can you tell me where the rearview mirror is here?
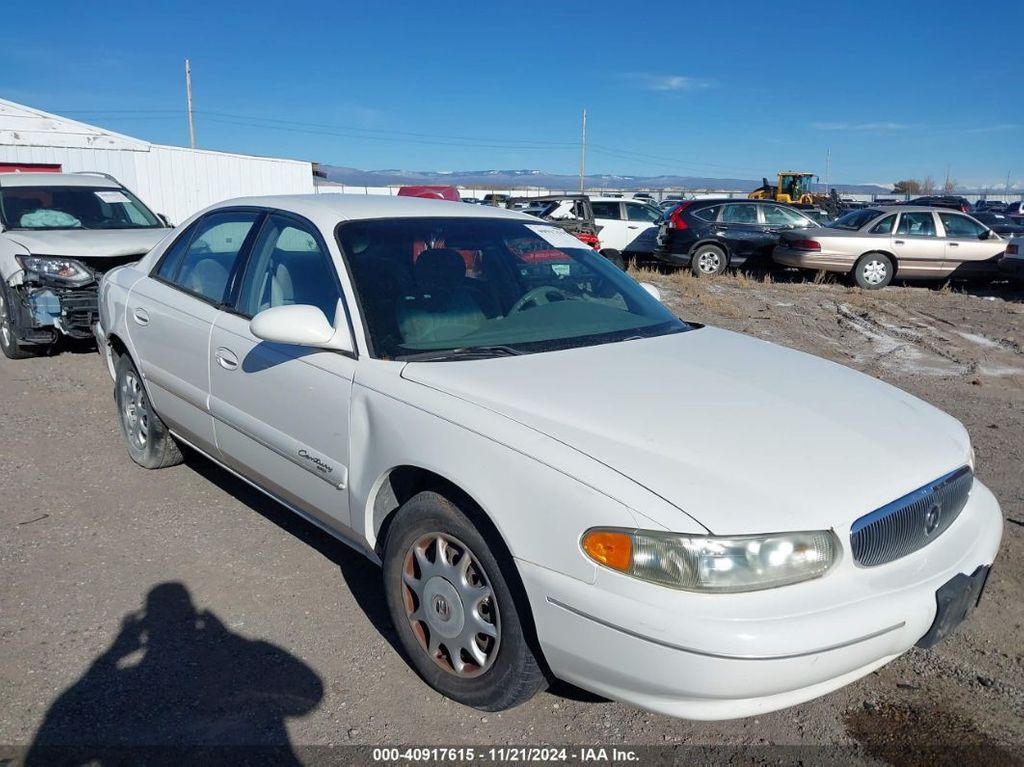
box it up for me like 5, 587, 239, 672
250, 303, 354, 353
639, 282, 662, 302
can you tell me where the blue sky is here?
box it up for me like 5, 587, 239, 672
3, 2, 1022, 188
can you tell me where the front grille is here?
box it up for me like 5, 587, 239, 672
850, 466, 973, 567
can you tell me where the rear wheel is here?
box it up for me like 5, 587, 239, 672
383, 491, 546, 711
690, 244, 727, 276
115, 354, 183, 469
0, 283, 36, 360
853, 252, 894, 289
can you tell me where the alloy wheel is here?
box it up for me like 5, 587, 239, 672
696, 250, 722, 274
401, 533, 500, 678
0, 292, 10, 348
120, 369, 150, 449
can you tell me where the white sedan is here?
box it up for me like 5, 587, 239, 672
96, 194, 1002, 719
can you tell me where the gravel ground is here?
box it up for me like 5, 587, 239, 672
1, 272, 1022, 765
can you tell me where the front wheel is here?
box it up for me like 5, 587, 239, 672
853, 252, 894, 289
0, 283, 36, 360
383, 491, 546, 711
690, 244, 727, 276
115, 354, 183, 469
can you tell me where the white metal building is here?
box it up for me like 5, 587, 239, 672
0, 98, 316, 224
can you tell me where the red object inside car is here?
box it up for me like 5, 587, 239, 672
396, 185, 462, 202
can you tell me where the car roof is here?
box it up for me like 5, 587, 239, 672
204, 193, 537, 223
0, 172, 122, 189
870, 205, 972, 214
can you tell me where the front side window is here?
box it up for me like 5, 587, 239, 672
720, 204, 759, 224
591, 202, 622, 220
235, 215, 342, 323
625, 203, 662, 222
164, 211, 261, 303
896, 212, 937, 237
338, 217, 687, 359
0, 185, 162, 230
762, 205, 812, 227
938, 212, 987, 239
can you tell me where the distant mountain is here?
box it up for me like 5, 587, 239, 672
320, 165, 893, 195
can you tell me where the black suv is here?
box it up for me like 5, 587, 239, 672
904, 195, 971, 212
655, 199, 820, 275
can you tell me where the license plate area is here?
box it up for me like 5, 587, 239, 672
916, 565, 990, 649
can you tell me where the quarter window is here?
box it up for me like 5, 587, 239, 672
167, 211, 261, 303
938, 213, 987, 239
591, 202, 622, 220
896, 212, 937, 237
235, 215, 342, 324
692, 205, 720, 222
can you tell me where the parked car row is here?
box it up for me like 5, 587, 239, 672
651, 199, 1022, 289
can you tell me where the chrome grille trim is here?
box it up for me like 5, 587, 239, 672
850, 466, 973, 567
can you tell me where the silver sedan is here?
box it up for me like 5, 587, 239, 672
773, 206, 1009, 288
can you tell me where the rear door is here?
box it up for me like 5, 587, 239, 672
209, 212, 356, 529
716, 203, 766, 262
892, 211, 947, 278
126, 209, 262, 455
759, 204, 817, 262
591, 201, 629, 251
622, 201, 662, 254
936, 212, 1006, 274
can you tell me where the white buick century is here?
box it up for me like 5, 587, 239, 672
96, 194, 1002, 719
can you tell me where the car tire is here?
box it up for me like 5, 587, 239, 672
382, 490, 546, 711
0, 282, 37, 360
690, 244, 727, 276
853, 252, 894, 290
601, 249, 626, 270
114, 354, 183, 469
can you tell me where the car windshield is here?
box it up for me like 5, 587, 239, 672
831, 209, 884, 230
339, 217, 688, 360
0, 185, 162, 230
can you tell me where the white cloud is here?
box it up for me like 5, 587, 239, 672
624, 73, 716, 92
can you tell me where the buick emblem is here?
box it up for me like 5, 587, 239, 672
924, 503, 942, 535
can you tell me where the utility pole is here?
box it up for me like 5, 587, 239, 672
185, 58, 196, 149
825, 147, 831, 190
578, 109, 587, 194
944, 163, 950, 193
1007, 170, 1012, 194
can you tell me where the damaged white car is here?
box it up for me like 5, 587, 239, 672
0, 172, 170, 359
96, 194, 1002, 720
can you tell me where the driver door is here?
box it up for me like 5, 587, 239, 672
208, 212, 356, 530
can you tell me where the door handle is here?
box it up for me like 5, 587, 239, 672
894, 240, 905, 245
627, 224, 640, 229
132, 307, 150, 326
949, 242, 959, 247
215, 347, 239, 371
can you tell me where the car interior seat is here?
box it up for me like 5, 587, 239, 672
397, 248, 487, 344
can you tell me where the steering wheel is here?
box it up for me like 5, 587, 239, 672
508, 286, 572, 314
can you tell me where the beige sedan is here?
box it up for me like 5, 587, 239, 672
773, 206, 1008, 288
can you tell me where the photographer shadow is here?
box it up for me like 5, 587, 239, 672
25, 582, 323, 765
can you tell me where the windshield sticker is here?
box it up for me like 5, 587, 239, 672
95, 190, 130, 204
525, 224, 589, 250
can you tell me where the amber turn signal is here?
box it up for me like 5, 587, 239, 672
582, 530, 633, 572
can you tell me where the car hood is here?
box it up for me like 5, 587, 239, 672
3, 228, 170, 259
401, 328, 971, 534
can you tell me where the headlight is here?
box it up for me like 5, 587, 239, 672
581, 527, 839, 592
16, 255, 93, 284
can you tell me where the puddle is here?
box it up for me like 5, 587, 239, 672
845, 701, 1022, 766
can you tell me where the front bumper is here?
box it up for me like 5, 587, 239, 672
8, 280, 99, 343
518, 480, 1002, 720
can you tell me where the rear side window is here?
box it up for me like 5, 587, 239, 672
164, 211, 261, 303
591, 202, 622, 220
896, 212, 937, 237
721, 204, 759, 224
625, 203, 661, 222
762, 205, 809, 226
870, 214, 897, 234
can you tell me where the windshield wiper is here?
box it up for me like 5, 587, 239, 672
398, 345, 524, 362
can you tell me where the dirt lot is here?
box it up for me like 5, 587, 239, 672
1, 271, 1022, 764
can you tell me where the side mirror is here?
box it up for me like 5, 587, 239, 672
250, 302, 354, 353
639, 282, 662, 302
158, 213, 173, 228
